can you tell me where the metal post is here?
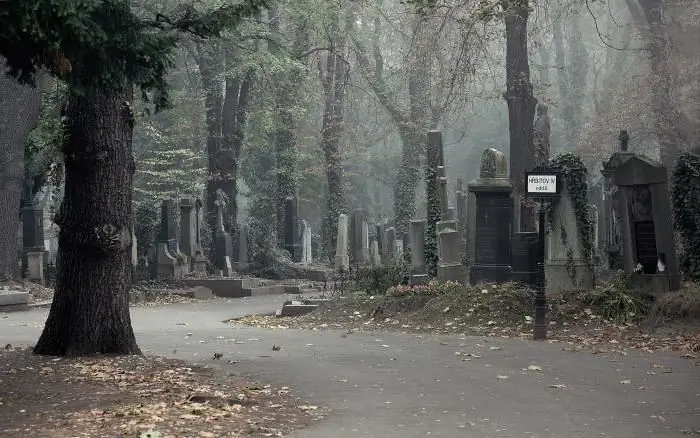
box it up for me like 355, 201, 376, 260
533, 205, 547, 340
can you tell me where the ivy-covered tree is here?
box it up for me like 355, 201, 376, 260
0, 0, 266, 356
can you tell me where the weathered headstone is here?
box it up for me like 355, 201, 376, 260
335, 213, 350, 271
601, 132, 680, 291
235, 225, 249, 271
392, 239, 404, 263
284, 196, 302, 262
214, 204, 234, 273
21, 200, 47, 281
301, 220, 312, 265
455, 179, 468, 262
438, 227, 465, 283
26, 251, 45, 285
546, 184, 595, 291
384, 227, 396, 262
370, 239, 381, 266
409, 219, 428, 285
468, 148, 513, 284
350, 209, 369, 266
376, 224, 385, 264
155, 199, 188, 278
179, 197, 207, 272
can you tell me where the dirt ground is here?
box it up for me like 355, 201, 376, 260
0, 347, 325, 437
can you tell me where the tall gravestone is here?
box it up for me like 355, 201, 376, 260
236, 225, 249, 269
409, 219, 428, 285
214, 205, 234, 276
376, 224, 386, 264
21, 198, 46, 284
335, 214, 350, 271
180, 197, 208, 272
601, 130, 680, 292
468, 148, 513, 284
350, 209, 369, 266
301, 220, 312, 265
283, 196, 302, 262
545, 184, 594, 292
156, 199, 188, 278
455, 179, 468, 263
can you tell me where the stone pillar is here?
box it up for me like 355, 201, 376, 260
284, 196, 302, 262
301, 220, 312, 265
335, 214, 350, 271
350, 209, 369, 266
409, 219, 428, 285
370, 239, 381, 266
179, 198, 196, 259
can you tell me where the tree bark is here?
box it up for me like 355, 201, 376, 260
319, 47, 348, 260
0, 63, 42, 280
34, 83, 140, 357
504, 1, 538, 229
197, 45, 253, 267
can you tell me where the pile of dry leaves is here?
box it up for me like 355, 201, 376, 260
0, 346, 324, 437
236, 281, 700, 361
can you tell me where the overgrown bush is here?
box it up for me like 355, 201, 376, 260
574, 271, 653, 323
350, 262, 409, 295
649, 282, 700, 324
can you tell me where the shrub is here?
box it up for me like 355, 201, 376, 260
576, 271, 653, 323
350, 262, 410, 295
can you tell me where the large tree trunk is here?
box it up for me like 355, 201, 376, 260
269, 6, 302, 247
566, 11, 589, 146
34, 84, 140, 357
320, 48, 348, 260
504, 1, 538, 230
0, 64, 42, 280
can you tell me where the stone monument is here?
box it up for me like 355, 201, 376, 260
335, 214, 350, 271
467, 148, 513, 284
601, 130, 681, 292
409, 219, 428, 285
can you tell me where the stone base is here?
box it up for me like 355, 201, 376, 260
545, 260, 593, 294
410, 274, 430, 286
510, 271, 537, 287
191, 255, 208, 273
438, 263, 466, 283
469, 264, 513, 285
0, 290, 30, 306
176, 286, 214, 299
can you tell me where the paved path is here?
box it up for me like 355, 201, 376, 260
2, 297, 699, 437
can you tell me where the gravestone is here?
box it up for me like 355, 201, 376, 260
392, 239, 404, 263
283, 196, 302, 262
350, 209, 369, 266
21, 200, 47, 282
370, 239, 381, 266
409, 219, 428, 285
376, 223, 386, 264
180, 197, 208, 273
510, 232, 538, 286
468, 148, 513, 284
384, 227, 396, 262
335, 214, 350, 271
437, 168, 449, 218
545, 184, 594, 292
235, 225, 249, 271
301, 220, 312, 265
155, 199, 188, 278
214, 205, 234, 275
438, 227, 466, 283
602, 132, 680, 291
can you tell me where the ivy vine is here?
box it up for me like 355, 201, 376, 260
533, 153, 594, 283
671, 151, 700, 279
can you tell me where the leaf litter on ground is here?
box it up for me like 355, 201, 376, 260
0, 347, 325, 437
234, 281, 700, 359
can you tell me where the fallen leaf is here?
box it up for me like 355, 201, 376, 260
497, 375, 509, 380
619, 379, 631, 384
548, 384, 567, 389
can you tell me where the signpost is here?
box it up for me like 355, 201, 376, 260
524, 171, 562, 340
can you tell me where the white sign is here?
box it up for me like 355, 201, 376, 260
527, 174, 557, 194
